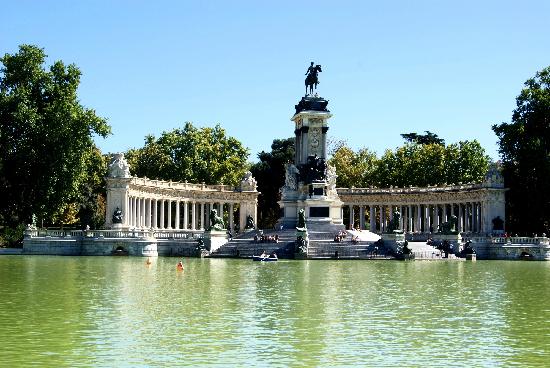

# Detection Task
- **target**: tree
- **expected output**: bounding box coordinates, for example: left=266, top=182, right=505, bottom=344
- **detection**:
left=493, top=66, right=550, bottom=234
left=330, top=140, right=489, bottom=189
left=328, top=145, right=377, bottom=187
left=250, top=138, right=295, bottom=228
left=401, top=131, right=445, bottom=145
left=0, top=45, right=110, bottom=228
left=126, top=122, right=249, bottom=186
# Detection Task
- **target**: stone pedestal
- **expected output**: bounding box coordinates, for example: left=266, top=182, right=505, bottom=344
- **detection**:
left=203, top=230, right=229, bottom=253
left=278, top=95, right=344, bottom=228
left=381, top=231, right=406, bottom=253
left=434, top=233, right=463, bottom=255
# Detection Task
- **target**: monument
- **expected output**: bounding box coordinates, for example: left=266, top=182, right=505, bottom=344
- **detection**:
left=203, top=209, right=228, bottom=253
left=278, top=63, right=344, bottom=229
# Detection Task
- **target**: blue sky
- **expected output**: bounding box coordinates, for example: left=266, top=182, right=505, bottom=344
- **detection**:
left=2, top=0, right=549, bottom=162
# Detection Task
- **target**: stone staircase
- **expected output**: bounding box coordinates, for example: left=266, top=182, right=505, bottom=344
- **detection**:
left=209, top=229, right=296, bottom=258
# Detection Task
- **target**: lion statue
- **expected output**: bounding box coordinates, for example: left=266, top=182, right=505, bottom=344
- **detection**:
left=209, top=209, right=225, bottom=231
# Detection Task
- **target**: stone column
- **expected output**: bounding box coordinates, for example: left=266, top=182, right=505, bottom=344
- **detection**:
left=166, top=200, right=171, bottom=229
left=200, top=202, right=205, bottom=230
left=160, top=200, right=165, bottom=229
left=434, top=204, right=439, bottom=233
left=416, top=204, right=422, bottom=232
left=425, top=205, right=430, bottom=233
left=408, top=205, right=413, bottom=232
left=122, top=195, right=129, bottom=227
left=359, top=206, right=365, bottom=230
left=175, top=200, right=180, bottom=230
left=458, top=203, right=463, bottom=232
left=191, top=201, right=196, bottom=230
left=369, top=205, right=376, bottom=232
left=152, top=199, right=157, bottom=229
left=473, top=202, right=477, bottom=232
left=442, top=204, right=447, bottom=225
left=349, top=204, right=355, bottom=230
left=128, top=197, right=133, bottom=227
left=136, top=198, right=141, bottom=227
left=380, top=205, right=386, bottom=232
left=145, top=199, right=151, bottom=228
left=229, top=203, right=234, bottom=233
left=183, top=201, right=188, bottom=230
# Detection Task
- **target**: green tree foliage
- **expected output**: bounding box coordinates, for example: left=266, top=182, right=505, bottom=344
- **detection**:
left=331, top=140, right=489, bottom=188
left=126, top=122, right=249, bottom=186
left=250, top=138, right=295, bottom=229
left=401, top=131, right=445, bottom=145
left=493, top=66, right=550, bottom=234
left=0, top=45, right=110, bottom=228
left=328, top=145, right=377, bottom=187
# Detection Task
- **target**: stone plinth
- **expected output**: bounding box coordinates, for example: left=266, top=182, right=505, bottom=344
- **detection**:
left=434, top=233, right=462, bottom=255
left=381, top=231, right=406, bottom=253
left=203, top=230, right=229, bottom=253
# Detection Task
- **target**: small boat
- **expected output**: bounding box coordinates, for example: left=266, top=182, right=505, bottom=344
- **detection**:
left=252, top=256, right=278, bottom=262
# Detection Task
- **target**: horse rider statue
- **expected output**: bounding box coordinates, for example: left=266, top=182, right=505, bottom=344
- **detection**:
left=305, top=62, right=322, bottom=95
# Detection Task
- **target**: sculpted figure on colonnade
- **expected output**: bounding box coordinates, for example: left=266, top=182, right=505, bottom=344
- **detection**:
left=245, top=215, right=255, bottom=229
left=209, top=209, right=225, bottom=231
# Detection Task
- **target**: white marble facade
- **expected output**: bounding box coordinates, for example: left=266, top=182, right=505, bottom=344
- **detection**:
left=105, top=154, right=259, bottom=233
left=337, top=166, right=506, bottom=234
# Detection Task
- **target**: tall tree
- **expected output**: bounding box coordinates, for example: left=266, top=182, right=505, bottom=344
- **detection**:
left=331, top=141, right=489, bottom=188
left=401, top=131, right=445, bottom=145
left=328, top=145, right=377, bottom=188
left=493, top=66, right=550, bottom=234
left=250, top=138, right=295, bottom=229
left=126, top=122, right=249, bottom=186
left=0, top=45, right=110, bottom=227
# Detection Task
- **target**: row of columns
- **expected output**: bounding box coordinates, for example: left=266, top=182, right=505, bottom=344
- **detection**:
left=125, top=197, right=239, bottom=232
left=347, top=202, right=485, bottom=233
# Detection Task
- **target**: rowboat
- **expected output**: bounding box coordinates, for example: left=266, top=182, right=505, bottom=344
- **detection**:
left=252, top=256, right=278, bottom=262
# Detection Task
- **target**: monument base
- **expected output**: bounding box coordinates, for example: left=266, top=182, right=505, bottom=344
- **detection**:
left=203, top=230, right=229, bottom=253
left=381, top=231, right=406, bottom=253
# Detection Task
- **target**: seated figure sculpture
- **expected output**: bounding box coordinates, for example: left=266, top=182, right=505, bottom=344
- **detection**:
left=245, top=215, right=255, bottom=229
left=112, top=207, right=123, bottom=224
left=209, top=209, right=225, bottom=231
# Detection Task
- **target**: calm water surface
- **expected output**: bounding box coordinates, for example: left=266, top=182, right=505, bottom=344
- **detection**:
left=1, top=256, right=550, bottom=367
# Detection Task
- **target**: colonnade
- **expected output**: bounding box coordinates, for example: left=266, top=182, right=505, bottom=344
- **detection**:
left=125, top=197, right=241, bottom=232
left=346, top=202, right=484, bottom=234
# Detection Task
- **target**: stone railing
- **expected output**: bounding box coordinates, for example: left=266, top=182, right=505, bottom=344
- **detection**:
left=130, top=177, right=238, bottom=192
left=337, top=182, right=483, bottom=195
left=464, top=236, right=549, bottom=246
left=25, top=228, right=204, bottom=240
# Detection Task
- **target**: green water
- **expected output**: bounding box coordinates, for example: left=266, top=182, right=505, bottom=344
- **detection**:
left=1, top=257, right=550, bottom=367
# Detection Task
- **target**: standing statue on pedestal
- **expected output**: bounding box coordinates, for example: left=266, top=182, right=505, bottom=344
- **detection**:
left=305, top=62, right=322, bottom=95
left=297, top=208, right=307, bottom=230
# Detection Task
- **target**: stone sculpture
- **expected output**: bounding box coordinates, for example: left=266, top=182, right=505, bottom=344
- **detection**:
left=209, top=209, right=225, bottom=231
left=305, top=62, right=322, bottom=95
left=245, top=215, right=255, bottom=229
left=386, top=211, right=401, bottom=233
left=240, top=171, right=257, bottom=192
left=297, top=208, right=307, bottom=229
left=108, top=153, right=131, bottom=178
left=112, top=207, right=123, bottom=224
left=295, top=236, right=308, bottom=254
left=492, top=216, right=504, bottom=231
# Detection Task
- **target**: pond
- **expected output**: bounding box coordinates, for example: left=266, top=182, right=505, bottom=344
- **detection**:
left=0, top=256, right=549, bottom=367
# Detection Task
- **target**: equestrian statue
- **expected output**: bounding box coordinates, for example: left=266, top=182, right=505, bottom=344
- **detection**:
left=305, top=62, right=322, bottom=95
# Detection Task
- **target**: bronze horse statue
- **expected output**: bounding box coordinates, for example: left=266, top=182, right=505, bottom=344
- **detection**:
left=305, top=64, right=322, bottom=95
